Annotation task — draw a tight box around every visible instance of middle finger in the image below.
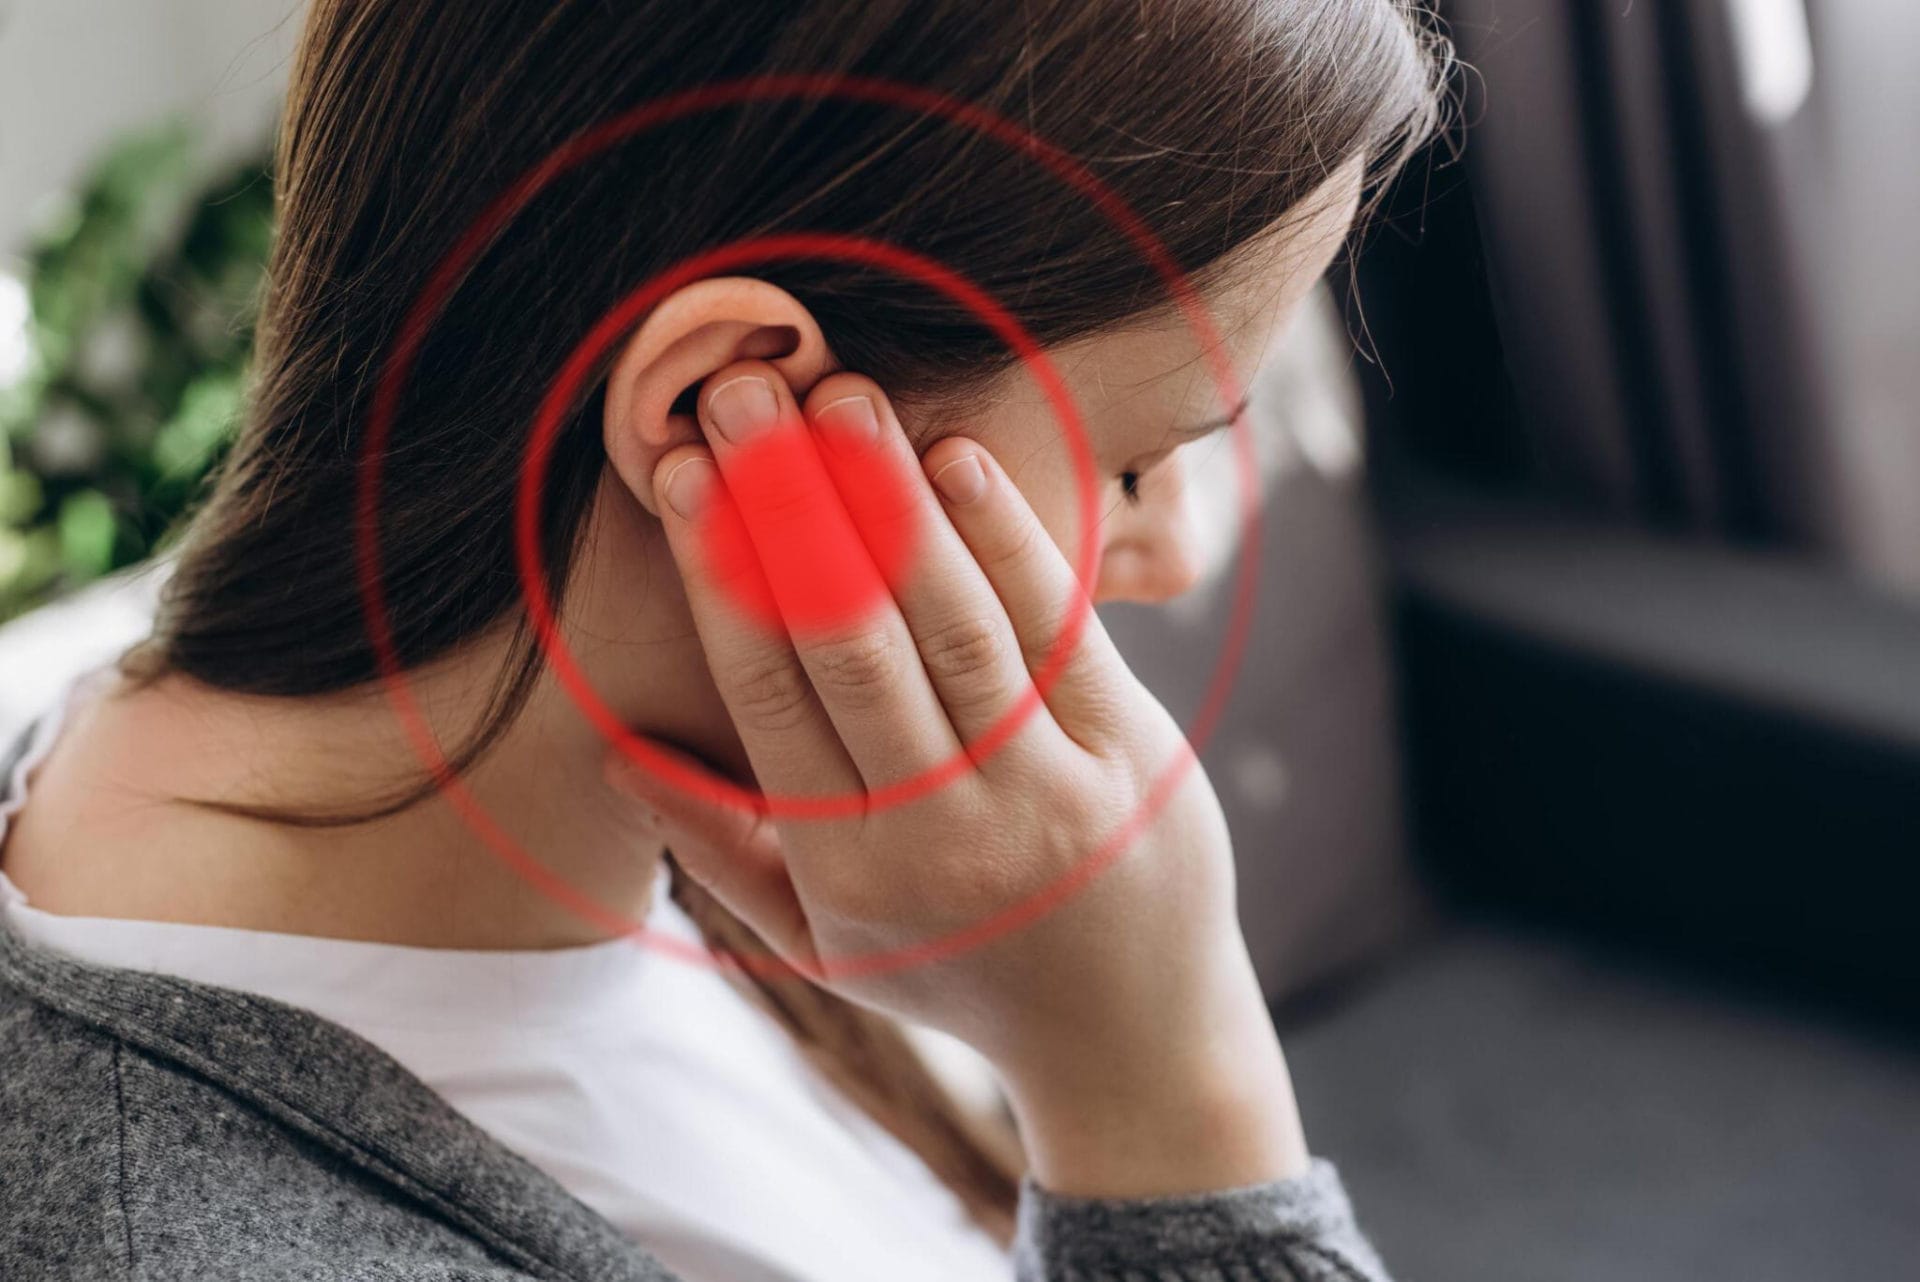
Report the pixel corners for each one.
[696,361,962,790]
[802,372,1076,769]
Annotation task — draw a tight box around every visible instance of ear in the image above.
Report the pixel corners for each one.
[603,277,834,517]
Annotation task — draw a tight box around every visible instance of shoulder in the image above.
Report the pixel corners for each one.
[0,983,544,1282]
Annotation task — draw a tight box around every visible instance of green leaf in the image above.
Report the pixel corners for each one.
[4,115,275,615]
[0,526,60,622]
[0,466,44,524]
[153,371,242,477]
[27,123,198,369]
[57,488,118,578]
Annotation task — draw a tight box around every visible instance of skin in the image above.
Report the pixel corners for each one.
[2,165,1364,1200]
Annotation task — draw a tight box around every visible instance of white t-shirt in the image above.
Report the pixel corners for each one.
[0,670,1012,1282]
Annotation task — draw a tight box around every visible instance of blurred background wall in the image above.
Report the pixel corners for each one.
[0,0,291,251]
[1819,0,1920,591]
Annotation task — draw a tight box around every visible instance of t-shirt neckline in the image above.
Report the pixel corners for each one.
[0,664,703,1036]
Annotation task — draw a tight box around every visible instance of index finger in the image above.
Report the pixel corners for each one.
[650,441,864,805]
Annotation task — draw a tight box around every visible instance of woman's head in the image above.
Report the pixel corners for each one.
[153,0,1447,708]
[598,153,1369,619]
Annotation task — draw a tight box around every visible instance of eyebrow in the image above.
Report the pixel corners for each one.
[1169,393,1252,441]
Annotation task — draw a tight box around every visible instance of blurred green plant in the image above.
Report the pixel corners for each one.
[0,122,274,622]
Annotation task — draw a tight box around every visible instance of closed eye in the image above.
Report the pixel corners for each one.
[1113,395,1250,514]
[1168,392,1251,444]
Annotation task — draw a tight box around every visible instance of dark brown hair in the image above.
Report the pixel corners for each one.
[134,0,1450,1240]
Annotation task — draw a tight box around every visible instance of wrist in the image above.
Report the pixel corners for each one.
[995,960,1311,1199]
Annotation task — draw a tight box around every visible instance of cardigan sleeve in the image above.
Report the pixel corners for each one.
[1012,1158,1392,1281]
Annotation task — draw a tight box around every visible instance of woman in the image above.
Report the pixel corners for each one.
[0,1,1450,1278]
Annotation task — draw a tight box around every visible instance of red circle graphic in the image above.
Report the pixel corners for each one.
[355,74,1261,979]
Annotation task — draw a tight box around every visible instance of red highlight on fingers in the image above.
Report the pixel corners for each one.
[701,417,918,638]
[515,232,1090,826]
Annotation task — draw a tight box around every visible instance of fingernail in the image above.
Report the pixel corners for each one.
[706,375,778,443]
[813,395,879,454]
[662,456,718,519]
[930,454,987,505]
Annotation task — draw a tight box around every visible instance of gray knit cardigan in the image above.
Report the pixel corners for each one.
[0,899,1392,1281]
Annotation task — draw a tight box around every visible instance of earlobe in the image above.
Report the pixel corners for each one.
[602,277,834,516]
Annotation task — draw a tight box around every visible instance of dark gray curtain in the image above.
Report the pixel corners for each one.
[1442,0,1842,548]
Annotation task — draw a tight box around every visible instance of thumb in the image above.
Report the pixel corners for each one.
[602,739,812,964]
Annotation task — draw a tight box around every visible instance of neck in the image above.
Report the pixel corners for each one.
[4,491,745,952]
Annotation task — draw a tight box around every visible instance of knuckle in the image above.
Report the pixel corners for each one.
[1016,597,1081,673]
[808,628,902,705]
[919,615,1010,695]
[744,478,823,527]
[727,655,815,733]
[982,509,1046,575]
[860,481,922,539]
